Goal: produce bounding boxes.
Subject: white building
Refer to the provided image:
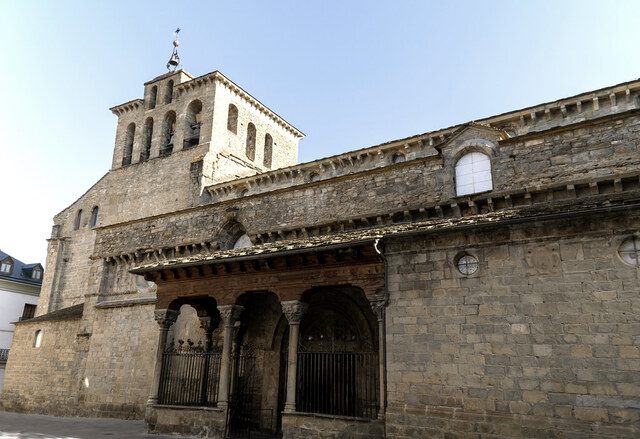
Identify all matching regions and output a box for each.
[0,250,42,392]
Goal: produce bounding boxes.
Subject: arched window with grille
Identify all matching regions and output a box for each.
[263,133,273,168]
[246,123,256,161]
[227,104,238,133]
[455,152,493,196]
[122,123,135,166]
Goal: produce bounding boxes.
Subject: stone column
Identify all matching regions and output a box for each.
[281,300,308,413]
[147,309,179,406]
[216,305,244,410]
[370,299,387,419]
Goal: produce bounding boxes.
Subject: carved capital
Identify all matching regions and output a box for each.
[154,309,179,330]
[369,298,387,321]
[218,305,244,327]
[281,300,309,325]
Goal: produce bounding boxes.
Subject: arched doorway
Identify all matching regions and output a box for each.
[278,287,380,420]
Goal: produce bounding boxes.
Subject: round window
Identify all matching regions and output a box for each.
[618,236,640,266]
[457,254,479,275]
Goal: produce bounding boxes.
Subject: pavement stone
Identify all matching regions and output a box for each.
[0,411,192,439]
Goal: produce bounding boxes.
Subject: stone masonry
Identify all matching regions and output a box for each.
[1,67,639,438]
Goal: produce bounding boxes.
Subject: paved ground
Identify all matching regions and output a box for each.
[0,411,190,439]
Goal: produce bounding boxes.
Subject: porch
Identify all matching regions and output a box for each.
[133,241,387,439]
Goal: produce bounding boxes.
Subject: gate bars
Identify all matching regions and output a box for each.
[296,351,378,419]
[157,339,222,407]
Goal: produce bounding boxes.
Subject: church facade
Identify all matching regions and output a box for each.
[1,67,639,438]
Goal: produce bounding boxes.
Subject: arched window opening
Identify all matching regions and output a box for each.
[90,206,99,227]
[233,234,252,249]
[184,100,203,148]
[227,104,238,134]
[34,330,43,348]
[148,85,157,109]
[263,134,273,168]
[74,210,83,231]
[122,123,135,166]
[455,152,493,196]
[161,111,176,156]
[295,289,379,419]
[165,80,174,104]
[246,123,256,161]
[141,118,153,162]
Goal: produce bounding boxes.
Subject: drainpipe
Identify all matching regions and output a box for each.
[373,238,388,421]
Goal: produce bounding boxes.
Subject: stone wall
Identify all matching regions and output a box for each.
[0,315,82,415]
[383,209,640,438]
[79,303,158,419]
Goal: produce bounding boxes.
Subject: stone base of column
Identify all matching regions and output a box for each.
[217,401,228,410]
[284,402,296,413]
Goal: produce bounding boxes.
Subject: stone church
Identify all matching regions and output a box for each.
[1,62,639,439]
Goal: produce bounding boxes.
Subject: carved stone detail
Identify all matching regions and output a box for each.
[369,298,387,321]
[217,305,244,327]
[281,300,309,325]
[154,309,179,330]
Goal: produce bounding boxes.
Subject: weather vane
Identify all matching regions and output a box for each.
[166,28,181,71]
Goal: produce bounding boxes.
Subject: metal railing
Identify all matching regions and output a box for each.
[158,349,222,407]
[296,351,378,419]
[0,348,9,362]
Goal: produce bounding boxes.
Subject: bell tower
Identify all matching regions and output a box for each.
[108,34,304,202]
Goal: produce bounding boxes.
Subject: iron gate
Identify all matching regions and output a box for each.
[157,339,222,406]
[226,344,261,438]
[296,350,378,419]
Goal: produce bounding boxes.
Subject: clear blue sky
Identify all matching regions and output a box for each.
[1,0,640,267]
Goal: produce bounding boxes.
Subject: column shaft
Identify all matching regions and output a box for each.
[216,305,243,409]
[281,300,308,414]
[147,309,178,406]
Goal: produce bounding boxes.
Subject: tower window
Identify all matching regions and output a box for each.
[227,104,238,134]
[122,123,135,166]
[184,100,202,148]
[149,85,157,109]
[141,118,153,162]
[90,206,99,227]
[246,123,256,161]
[165,80,174,104]
[263,133,273,168]
[455,152,493,196]
[74,209,83,231]
[161,111,177,156]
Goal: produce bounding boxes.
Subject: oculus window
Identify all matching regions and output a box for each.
[619,236,640,266]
